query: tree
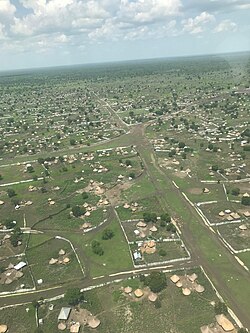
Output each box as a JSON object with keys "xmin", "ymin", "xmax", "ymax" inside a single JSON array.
[
  {"xmin": 128, "ymin": 172, "xmax": 135, "ymax": 179},
  {"xmin": 214, "ymin": 301, "xmax": 228, "ymax": 315},
  {"xmin": 82, "ymin": 192, "xmax": 88, "ymax": 200},
  {"xmin": 70, "ymin": 138, "xmax": 76, "ymax": 145},
  {"xmin": 27, "ymin": 165, "xmax": 34, "ymax": 173},
  {"xmin": 238, "ymin": 328, "xmax": 247, "ymax": 333},
  {"xmin": 231, "ymin": 188, "xmax": 240, "ymax": 196},
  {"xmin": 102, "ymin": 228, "xmax": 114, "ymax": 240},
  {"xmin": 64, "ymin": 288, "xmax": 84, "ymax": 306},
  {"xmin": 211, "ymin": 165, "xmax": 219, "ymax": 172},
  {"xmin": 10, "ymin": 227, "xmax": 23, "ymax": 247},
  {"xmin": 144, "ymin": 271, "xmax": 167, "ymax": 293},
  {"xmin": 91, "ymin": 240, "xmax": 104, "ymax": 256},
  {"xmin": 178, "ymin": 142, "xmax": 185, "ymax": 149},
  {"xmin": 143, "ymin": 212, "xmax": 157, "ymax": 223},
  {"xmin": 166, "ymin": 223, "xmax": 176, "ymax": 233},
  {"xmin": 72, "ymin": 205, "xmax": 86, "ymax": 217},
  {"xmin": 241, "ymin": 196, "xmax": 250, "ymax": 206},
  {"xmin": 7, "ymin": 188, "xmax": 16, "ymax": 198},
  {"xmin": 160, "ymin": 213, "xmax": 171, "ymax": 223},
  {"xmin": 158, "ymin": 249, "xmax": 167, "ymax": 257}
]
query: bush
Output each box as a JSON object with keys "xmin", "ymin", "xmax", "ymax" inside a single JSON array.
[
  {"xmin": 214, "ymin": 301, "xmax": 228, "ymax": 315},
  {"xmin": 160, "ymin": 213, "xmax": 171, "ymax": 223},
  {"xmin": 92, "ymin": 240, "xmax": 104, "ymax": 256},
  {"xmin": 7, "ymin": 188, "xmax": 16, "ymax": 198},
  {"xmin": 158, "ymin": 249, "xmax": 167, "ymax": 257},
  {"xmin": 241, "ymin": 196, "xmax": 250, "ymax": 206},
  {"xmin": 102, "ymin": 229, "xmax": 114, "ymax": 240},
  {"xmin": 82, "ymin": 192, "xmax": 89, "ymax": 200},
  {"xmin": 64, "ymin": 288, "xmax": 84, "ymax": 306},
  {"xmin": 143, "ymin": 212, "xmax": 157, "ymax": 223},
  {"xmin": 231, "ymin": 187, "xmax": 240, "ymax": 196},
  {"xmin": 72, "ymin": 205, "xmax": 86, "ymax": 217},
  {"xmin": 145, "ymin": 271, "xmax": 167, "ymax": 293}
]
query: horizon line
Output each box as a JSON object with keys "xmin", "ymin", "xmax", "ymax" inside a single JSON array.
[{"xmin": 1, "ymin": 49, "xmax": 250, "ymax": 74}]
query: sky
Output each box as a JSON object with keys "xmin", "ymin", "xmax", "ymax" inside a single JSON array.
[{"xmin": 0, "ymin": 0, "xmax": 250, "ymax": 71}]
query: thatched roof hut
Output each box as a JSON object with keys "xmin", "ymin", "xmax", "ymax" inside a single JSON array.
[
  {"xmin": 58, "ymin": 322, "xmax": 66, "ymax": 331},
  {"xmin": 195, "ymin": 284, "xmax": 205, "ymax": 293},
  {"xmin": 149, "ymin": 226, "xmax": 158, "ymax": 232},
  {"xmin": 49, "ymin": 258, "xmax": 58, "ymax": 265},
  {"xmin": 176, "ymin": 281, "xmax": 183, "ymax": 288},
  {"xmin": 148, "ymin": 292, "xmax": 158, "ymax": 302},
  {"xmin": 188, "ymin": 273, "xmax": 198, "ymax": 282},
  {"xmin": 124, "ymin": 286, "xmax": 132, "ymax": 294},
  {"xmin": 87, "ymin": 317, "xmax": 101, "ymax": 329},
  {"xmin": 137, "ymin": 221, "xmax": 147, "ymax": 228},
  {"xmin": 0, "ymin": 325, "xmax": 8, "ymax": 333},
  {"xmin": 215, "ymin": 314, "xmax": 234, "ymax": 332},
  {"xmin": 134, "ymin": 289, "xmax": 144, "ymax": 298},
  {"xmin": 239, "ymin": 224, "xmax": 247, "ymax": 231},
  {"xmin": 170, "ymin": 275, "xmax": 180, "ymax": 283},
  {"xmin": 182, "ymin": 288, "xmax": 191, "ymax": 296}
]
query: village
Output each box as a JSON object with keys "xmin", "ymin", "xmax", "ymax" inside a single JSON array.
[{"xmin": 0, "ymin": 54, "xmax": 249, "ymax": 333}]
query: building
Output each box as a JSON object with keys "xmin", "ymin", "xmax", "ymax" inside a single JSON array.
[{"xmin": 58, "ymin": 307, "xmax": 71, "ymax": 321}]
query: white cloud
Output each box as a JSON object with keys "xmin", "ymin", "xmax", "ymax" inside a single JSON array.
[
  {"xmin": 214, "ymin": 19, "xmax": 237, "ymax": 32},
  {"xmin": 182, "ymin": 11, "xmax": 215, "ymax": 34},
  {"xmin": 0, "ymin": 0, "xmax": 16, "ymax": 22},
  {"xmin": 118, "ymin": 0, "xmax": 182, "ymax": 24}
]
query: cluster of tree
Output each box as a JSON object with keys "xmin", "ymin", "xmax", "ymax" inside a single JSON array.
[
  {"xmin": 72, "ymin": 205, "xmax": 86, "ymax": 217},
  {"xmin": 10, "ymin": 227, "xmax": 23, "ymax": 247},
  {"xmin": 64, "ymin": 287, "xmax": 84, "ymax": 306},
  {"xmin": 241, "ymin": 196, "xmax": 250, "ymax": 206},
  {"xmin": 214, "ymin": 301, "xmax": 228, "ymax": 315},
  {"xmin": 102, "ymin": 228, "xmax": 114, "ymax": 240},
  {"xmin": 91, "ymin": 240, "xmax": 104, "ymax": 256},
  {"xmin": 143, "ymin": 212, "xmax": 157, "ymax": 223},
  {"xmin": 231, "ymin": 187, "xmax": 240, "ymax": 196},
  {"xmin": 7, "ymin": 188, "xmax": 16, "ymax": 198},
  {"xmin": 141, "ymin": 271, "xmax": 167, "ymax": 293}
]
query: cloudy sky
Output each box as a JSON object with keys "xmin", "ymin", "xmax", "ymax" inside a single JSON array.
[{"xmin": 0, "ymin": 0, "xmax": 250, "ymax": 70}]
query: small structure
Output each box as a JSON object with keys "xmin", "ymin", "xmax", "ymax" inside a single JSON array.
[
  {"xmin": 170, "ymin": 275, "xmax": 180, "ymax": 283},
  {"xmin": 70, "ymin": 322, "xmax": 80, "ymax": 333},
  {"xmin": 239, "ymin": 224, "xmax": 247, "ymax": 231},
  {"xmin": 87, "ymin": 317, "xmax": 101, "ymax": 329},
  {"xmin": 14, "ymin": 261, "xmax": 27, "ymax": 271},
  {"xmin": 0, "ymin": 325, "xmax": 8, "ymax": 333},
  {"xmin": 182, "ymin": 288, "xmax": 191, "ymax": 296},
  {"xmin": 215, "ymin": 314, "xmax": 234, "ymax": 332},
  {"xmin": 195, "ymin": 284, "xmax": 205, "ymax": 293},
  {"xmin": 58, "ymin": 307, "xmax": 71, "ymax": 321},
  {"xmin": 148, "ymin": 292, "xmax": 158, "ymax": 302},
  {"xmin": 188, "ymin": 273, "xmax": 198, "ymax": 282},
  {"xmin": 219, "ymin": 211, "xmax": 225, "ymax": 217},
  {"xmin": 134, "ymin": 289, "xmax": 144, "ymax": 298},
  {"xmin": 137, "ymin": 221, "xmax": 147, "ymax": 228},
  {"xmin": 58, "ymin": 322, "xmax": 66, "ymax": 330},
  {"xmin": 124, "ymin": 286, "xmax": 132, "ymax": 294}
]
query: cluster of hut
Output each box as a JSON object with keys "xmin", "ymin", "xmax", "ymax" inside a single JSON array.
[
  {"xmin": 123, "ymin": 286, "xmax": 158, "ymax": 302},
  {"xmin": 49, "ymin": 249, "xmax": 70, "ymax": 266},
  {"xmin": 170, "ymin": 273, "xmax": 205, "ymax": 295},
  {"xmin": 57, "ymin": 307, "xmax": 101, "ymax": 332},
  {"xmin": 218, "ymin": 209, "xmax": 249, "ymax": 223},
  {"xmin": 0, "ymin": 261, "xmax": 26, "ymax": 285},
  {"xmin": 123, "ymin": 202, "xmax": 140, "ymax": 213},
  {"xmin": 133, "ymin": 220, "xmax": 158, "ymax": 238}
]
